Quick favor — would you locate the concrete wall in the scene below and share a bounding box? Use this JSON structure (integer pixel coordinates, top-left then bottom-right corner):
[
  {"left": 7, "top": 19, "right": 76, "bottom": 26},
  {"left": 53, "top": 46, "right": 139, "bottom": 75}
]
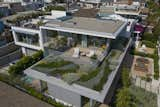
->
[{"left": 47, "top": 83, "right": 81, "bottom": 107}]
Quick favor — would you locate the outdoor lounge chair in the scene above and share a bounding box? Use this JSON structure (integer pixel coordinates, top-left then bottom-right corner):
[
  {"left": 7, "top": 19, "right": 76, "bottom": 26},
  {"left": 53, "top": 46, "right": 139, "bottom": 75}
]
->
[
  {"left": 86, "top": 50, "right": 95, "bottom": 57},
  {"left": 72, "top": 48, "right": 80, "bottom": 58}
]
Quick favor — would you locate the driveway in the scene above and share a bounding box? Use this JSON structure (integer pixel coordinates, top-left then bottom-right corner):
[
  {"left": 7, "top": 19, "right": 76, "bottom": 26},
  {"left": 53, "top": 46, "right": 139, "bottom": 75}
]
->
[{"left": 0, "top": 81, "right": 54, "bottom": 107}]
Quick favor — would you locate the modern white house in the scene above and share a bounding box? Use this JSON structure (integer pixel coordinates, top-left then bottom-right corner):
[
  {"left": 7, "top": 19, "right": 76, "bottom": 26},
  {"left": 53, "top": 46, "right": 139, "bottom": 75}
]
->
[{"left": 11, "top": 10, "right": 133, "bottom": 107}]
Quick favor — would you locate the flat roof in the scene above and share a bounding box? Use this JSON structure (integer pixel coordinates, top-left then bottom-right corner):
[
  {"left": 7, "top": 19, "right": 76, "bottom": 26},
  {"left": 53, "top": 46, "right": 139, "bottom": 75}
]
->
[{"left": 44, "top": 17, "right": 126, "bottom": 39}]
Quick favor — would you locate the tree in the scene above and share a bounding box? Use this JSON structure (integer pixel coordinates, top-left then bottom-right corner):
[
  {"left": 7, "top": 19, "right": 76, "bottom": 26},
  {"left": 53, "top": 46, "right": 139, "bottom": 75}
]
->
[
  {"left": 122, "top": 67, "right": 130, "bottom": 87},
  {"left": 116, "top": 88, "right": 132, "bottom": 107},
  {"left": 8, "top": 51, "right": 43, "bottom": 76}
]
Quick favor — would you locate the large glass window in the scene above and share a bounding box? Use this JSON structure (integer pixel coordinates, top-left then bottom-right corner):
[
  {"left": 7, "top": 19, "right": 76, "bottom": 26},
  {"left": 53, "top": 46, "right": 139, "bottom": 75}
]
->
[
  {"left": 88, "top": 36, "right": 107, "bottom": 48},
  {"left": 16, "top": 32, "right": 39, "bottom": 46}
]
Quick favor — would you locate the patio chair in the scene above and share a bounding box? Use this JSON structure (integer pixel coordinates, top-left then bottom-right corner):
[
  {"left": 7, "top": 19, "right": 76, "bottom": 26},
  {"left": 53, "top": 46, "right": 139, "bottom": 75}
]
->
[
  {"left": 86, "top": 50, "right": 95, "bottom": 57},
  {"left": 72, "top": 48, "right": 80, "bottom": 58}
]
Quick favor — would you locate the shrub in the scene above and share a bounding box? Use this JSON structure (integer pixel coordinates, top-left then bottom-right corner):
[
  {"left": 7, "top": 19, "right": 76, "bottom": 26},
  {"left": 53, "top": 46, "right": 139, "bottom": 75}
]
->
[
  {"left": 122, "top": 68, "right": 130, "bottom": 87},
  {"left": 116, "top": 88, "right": 132, "bottom": 107},
  {"left": 142, "top": 32, "right": 157, "bottom": 44},
  {"left": 90, "top": 54, "right": 97, "bottom": 60},
  {"left": 45, "top": 6, "right": 65, "bottom": 12},
  {"left": 79, "top": 68, "right": 100, "bottom": 82},
  {"left": 93, "top": 61, "right": 112, "bottom": 91},
  {"left": 141, "top": 40, "right": 156, "bottom": 48},
  {"left": 32, "top": 50, "right": 43, "bottom": 63},
  {"left": 8, "top": 50, "right": 43, "bottom": 76}
]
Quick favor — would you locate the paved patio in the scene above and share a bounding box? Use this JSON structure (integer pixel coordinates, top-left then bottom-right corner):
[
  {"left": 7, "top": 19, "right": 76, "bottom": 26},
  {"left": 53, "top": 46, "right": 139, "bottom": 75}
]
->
[{"left": 0, "top": 81, "right": 54, "bottom": 107}]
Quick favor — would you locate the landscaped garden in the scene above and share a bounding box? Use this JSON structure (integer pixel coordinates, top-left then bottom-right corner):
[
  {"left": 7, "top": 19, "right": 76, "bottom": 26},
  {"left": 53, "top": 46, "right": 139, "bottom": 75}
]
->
[
  {"left": 77, "top": 49, "right": 123, "bottom": 91},
  {"left": 32, "top": 57, "right": 80, "bottom": 83},
  {"left": 115, "top": 67, "right": 157, "bottom": 107}
]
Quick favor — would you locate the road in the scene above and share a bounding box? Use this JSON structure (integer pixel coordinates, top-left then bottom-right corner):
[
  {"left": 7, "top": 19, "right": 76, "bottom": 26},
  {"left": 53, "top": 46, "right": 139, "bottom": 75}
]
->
[{"left": 0, "top": 81, "right": 54, "bottom": 107}]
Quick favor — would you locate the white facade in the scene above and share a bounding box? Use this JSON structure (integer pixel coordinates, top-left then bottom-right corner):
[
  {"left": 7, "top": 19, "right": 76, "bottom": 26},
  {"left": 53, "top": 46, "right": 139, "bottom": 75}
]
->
[{"left": 12, "top": 26, "right": 44, "bottom": 54}]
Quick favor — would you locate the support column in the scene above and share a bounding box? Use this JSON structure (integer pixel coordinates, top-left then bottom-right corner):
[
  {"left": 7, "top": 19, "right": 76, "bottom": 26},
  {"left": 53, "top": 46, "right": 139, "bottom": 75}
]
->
[
  {"left": 39, "top": 28, "right": 45, "bottom": 51},
  {"left": 81, "top": 35, "right": 87, "bottom": 48},
  {"left": 89, "top": 99, "right": 93, "bottom": 107},
  {"left": 22, "top": 47, "right": 27, "bottom": 56},
  {"left": 105, "top": 39, "right": 111, "bottom": 55}
]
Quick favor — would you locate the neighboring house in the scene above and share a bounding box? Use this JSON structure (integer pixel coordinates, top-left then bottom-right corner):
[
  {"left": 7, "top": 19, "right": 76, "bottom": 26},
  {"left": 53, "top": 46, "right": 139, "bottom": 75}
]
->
[
  {"left": 11, "top": 10, "right": 67, "bottom": 55},
  {"left": 11, "top": 10, "right": 133, "bottom": 107},
  {"left": 79, "top": 0, "right": 115, "bottom": 8},
  {"left": 0, "top": 2, "right": 24, "bottom": 13},
  {"left": 0, "top": 5, "right": 10, "bottom": 17},
  {"left": 99, "top": 1, "right": 144, "bottom": 18},
  {"left": 3, "top": 0, "right": 52, "bottom": 6},
  {"left": 0, "top": 21, "right": 4, "bottom": 33}
]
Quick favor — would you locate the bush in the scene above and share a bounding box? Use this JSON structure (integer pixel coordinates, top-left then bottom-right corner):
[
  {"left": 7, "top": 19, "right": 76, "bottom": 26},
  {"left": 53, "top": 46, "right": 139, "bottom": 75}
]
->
[
  {"left": 142, "top": 32, "right": 157, "bottom": 44},
  {"left": 93, "top": 60, "right": 112, "bottom": 91},
  {"left": 45, "top": 6, "right": 65, "bottom": 12},
  {"left": 153, "top": 49, "right": 159, "bottom": 79},
  {"left": 116, "top": 88, "right": 132, "bottom": 107},
  {"left": 130, "top": 48, "right": 154, "bottom": 58},
  {"left": 79, "top": 68, "right": 100, "bottom": 82},
  {"left": 32, "top": 50, "right": 43, "bottom": 63},
  {"left": 90, "top": 54, "right": 97, "bottom": 60},
  {"left": 9, "top": 50, "right": 43, "bottom": 76},
  {"left": 141, "top": 40, "right": 156, "bottom": 48},
  {"left": 122, "top": 68, "right": 130, "bottom": 87}
]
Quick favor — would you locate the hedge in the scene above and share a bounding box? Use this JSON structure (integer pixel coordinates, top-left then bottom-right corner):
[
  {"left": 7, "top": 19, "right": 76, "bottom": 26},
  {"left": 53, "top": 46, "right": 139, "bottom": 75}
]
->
[
  {"left": 45, "top": 6, "right": 65, "bottom": 12},
  {"left": 8, "top": 50, "right": 43, "bottom": 76},
  {"left": 79, "top": 68, "right": 100, "bottom": 82},
  {"left": 93, "top": 60, "right": 112, "bottom": 91},
  {"left": 0, "top": 73, "right": 66, "bottom": 107},
  {"left": 141, "top": 40, "right": 156, "bottom": 48},
  {"left": 142, "top": 32, "right": 157, "bottom": 44}
]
